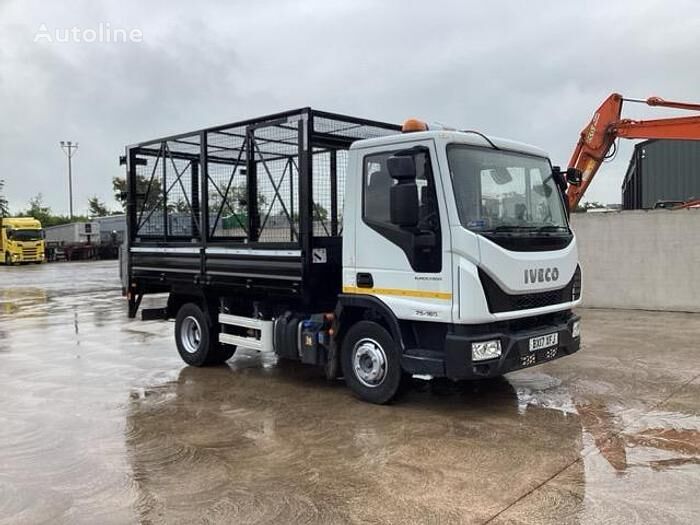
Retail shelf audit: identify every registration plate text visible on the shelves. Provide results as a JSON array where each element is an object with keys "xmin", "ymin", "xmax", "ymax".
[{"xmin": 529, "ymin": 332, "xmax": 558, "ymax": 352}]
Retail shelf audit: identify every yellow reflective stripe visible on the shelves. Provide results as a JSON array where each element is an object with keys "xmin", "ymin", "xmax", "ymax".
[{"xmin": 342, "ymin": 286, "xmax": 452, "ymax": 300}]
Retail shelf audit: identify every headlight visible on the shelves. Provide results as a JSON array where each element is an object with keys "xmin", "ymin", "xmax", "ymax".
[
  {"xmin": 572, "ymin": 320, "xmax": 581, "ymax": 339},
  {"xmin": 471, "ymin": 339, "xmax": 502, "ymax": 362}
]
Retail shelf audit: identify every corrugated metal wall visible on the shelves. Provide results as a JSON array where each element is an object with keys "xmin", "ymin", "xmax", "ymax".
[{"xmin": 622, "ymin": 140, "xmax": 700, "ymax": 209}]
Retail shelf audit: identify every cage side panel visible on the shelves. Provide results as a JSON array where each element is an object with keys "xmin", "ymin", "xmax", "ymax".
[
  {"xmin": 202, "ymin": 125, "xmax": 247, "ymax": 239},
  {"xmin": 312, "ymin": 149, "xmax": 332, "ymax": 237},
  {"xmin": 162, "ymin": 140, "xmax": 198, "ymax": 239},
  {"xmin": 129, "ymin": 135, "xmax": 202, "ymax": 241},
  {"xmin": 252, "ymin": 121, "xmax": 302, "ymax": 243}
]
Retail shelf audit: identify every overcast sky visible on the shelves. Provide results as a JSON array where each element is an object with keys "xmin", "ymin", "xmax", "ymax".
[{"xmin": 1, "ymin": 0, "xmax": 699, "ymax": 215}]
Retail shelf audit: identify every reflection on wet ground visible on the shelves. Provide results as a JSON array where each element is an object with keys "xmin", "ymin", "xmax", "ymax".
[{"xmin": 1, "ymin": 261, "xmax": 699, "ymax": 524}]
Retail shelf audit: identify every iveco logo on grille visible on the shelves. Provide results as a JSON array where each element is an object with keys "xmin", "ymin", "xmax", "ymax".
[{"xmin": 524, "ymin": 267, "xmax": 559, "ymax": 284}]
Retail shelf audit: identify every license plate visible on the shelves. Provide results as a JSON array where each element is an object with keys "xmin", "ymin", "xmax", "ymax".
[{"xmin": 529, "ymin": 332, "xmax": 558, "ymax": 352}]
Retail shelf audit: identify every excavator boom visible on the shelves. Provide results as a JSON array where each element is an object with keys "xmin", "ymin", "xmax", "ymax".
[{"xmin": 566, "ymin": 93, "xmax": 700, "ymax": 210}]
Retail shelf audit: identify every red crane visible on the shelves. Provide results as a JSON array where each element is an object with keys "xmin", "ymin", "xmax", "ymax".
[{"xmin": 566, "ymin": 93, "xmax": 700, "ymax": 209}]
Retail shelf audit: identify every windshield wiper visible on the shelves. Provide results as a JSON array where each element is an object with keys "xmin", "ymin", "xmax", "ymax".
[
  {"xmin": 484, "ymin": 225, "xmax": 569, "ymax": 235},
  {"xmin": 536, "ymin": 225, "xmax": 569, "ymax": 233},
  {"xmin": 488, "ymin": 225, "xmax": 537, "ymax": 233},
  {"xmin": 494, "ymin": 225, "xmax": 537, "ymax": 231}
]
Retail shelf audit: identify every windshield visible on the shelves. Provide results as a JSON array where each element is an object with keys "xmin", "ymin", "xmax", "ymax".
[
  {"xmin": 9, "ymin": 229, "xmax": 43, "ymax": 241},
  {"xmin": 447, "ymin": 145, "xmax": 568, "ymax": 233}
]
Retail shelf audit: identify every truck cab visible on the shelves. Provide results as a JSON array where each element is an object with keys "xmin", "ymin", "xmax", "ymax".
[
  {"xmin": 1, "ymin": 217, "xmax": 46, "ymax": 265},
  {"xmin": 123, "ymin": 108, "xmax": 581, "ymax": 404},
  {"xmin": 340, "ymin": 127, "xmax": 581, "ymax": 392}
]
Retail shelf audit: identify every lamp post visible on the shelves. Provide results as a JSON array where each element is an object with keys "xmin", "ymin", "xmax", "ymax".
[{"xmin": 60, "ymin": 141, "xmax": 79, "ymax": 219}]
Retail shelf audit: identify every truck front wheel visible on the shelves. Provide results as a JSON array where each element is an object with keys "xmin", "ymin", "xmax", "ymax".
[
  {"xmin": 174, "ymin": 302, "xmax": 235, "ymax": 366},
  {"xmin": 341, "ymin": 321, "xmax": 402, "ymax": 404}
]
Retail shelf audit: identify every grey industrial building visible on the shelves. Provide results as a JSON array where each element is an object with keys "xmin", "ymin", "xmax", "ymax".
[{"xmin": 622, "ymin": 139, "xmax": 700, "ymax": 209}]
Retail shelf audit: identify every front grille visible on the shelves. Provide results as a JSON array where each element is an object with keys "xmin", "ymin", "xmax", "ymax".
[
  {"xmin": 479, "ymin": 266, "xmax": 581, "ymax": 314},
  {"xmin": 511, "ymin": 289, "xmax": 563, "ymax": 310}
]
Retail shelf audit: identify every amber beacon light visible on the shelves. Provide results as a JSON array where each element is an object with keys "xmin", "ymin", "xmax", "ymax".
[{"xmin": 401, "ymin": 118, "xmax": 428, "ymax": 132}]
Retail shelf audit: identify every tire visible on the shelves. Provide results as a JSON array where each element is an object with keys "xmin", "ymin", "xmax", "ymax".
[
  {"xmin": 174, "ymin": 302, "xmax": 235, "ymax": 366},
  {"xmin": 341, "ymin": 320, "xmax": 403, "ymax": 404},
  {"xmin": 5, "ymin": 252, "xmax": 12, "ymax": 266}
]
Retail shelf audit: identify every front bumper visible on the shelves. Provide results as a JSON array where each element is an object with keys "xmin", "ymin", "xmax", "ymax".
[
  {"xmin": 401, "ymin": 312, "xmax": 581, "ymax": 380},
  {"xmin": 17, "ymin": 254, "xmax": 44, "ymax": 263}
]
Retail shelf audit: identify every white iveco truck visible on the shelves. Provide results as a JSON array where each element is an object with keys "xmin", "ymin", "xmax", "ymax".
[{"xmin": 123, "ymin": 108, "xmax": 582, "ymax": 404}]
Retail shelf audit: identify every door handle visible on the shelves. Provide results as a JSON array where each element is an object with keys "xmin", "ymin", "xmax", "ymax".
[{"xmin": 356, "ymin": 273, "xmax": 374, "ymax": 288}]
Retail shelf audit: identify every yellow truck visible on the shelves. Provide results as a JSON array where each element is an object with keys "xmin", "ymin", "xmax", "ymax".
[{"xmin": 1, "ymin": 217, "xmax": 45, "ymax": 265}]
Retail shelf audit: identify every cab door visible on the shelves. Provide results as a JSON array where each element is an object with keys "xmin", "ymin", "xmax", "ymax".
[{"xmin": 349, "ymin": 139, "xmax": 452, "ymax": 323}]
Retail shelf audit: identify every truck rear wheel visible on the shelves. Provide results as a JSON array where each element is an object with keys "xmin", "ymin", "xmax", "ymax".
[
  {"xmin": 175, "ymin": 302, "xmax": 235, "ymax": 366},
  {"xmin": 341, "ymin": 321, "xmax": 402, "ymax": 404}
]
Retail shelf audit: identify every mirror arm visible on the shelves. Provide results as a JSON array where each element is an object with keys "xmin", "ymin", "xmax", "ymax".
[{"xmin": 414, "ymin": 229, "xmax": 437, "ymax": 249}]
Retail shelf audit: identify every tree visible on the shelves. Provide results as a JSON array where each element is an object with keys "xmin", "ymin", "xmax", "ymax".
[
  {"xmin": 313, "ymin": 203, "xmax": 328, "ymax": 222},
  {"xmin": 16, "ymin": 193, "xmax": 81, "ymax": 227},
  {"xmin": 210, "ymin": 184, "xmax": 268, "ymax": 216},
  {"xmin": 88, "ymin": 196, "xmax": 110, "ymax": 217},
  {"xmin": 26, "ymin": 193, "xmax": 52, "ymax": 225},
  {"xmin": 113, "ymin": 175, "xmax": 163, "ymax": 211},
  {"xmin": 168, "ymin": 198, "xmax": 190, "ymax": 214},
  {"xmin": 0, "ymin": 179, "xmax": 8, "ymax": 217}
]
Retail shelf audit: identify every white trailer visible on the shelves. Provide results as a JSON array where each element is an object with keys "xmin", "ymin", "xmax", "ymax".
[{"xmin": 45, "ymin": 222, "xmax": 101, "ymax": 261}]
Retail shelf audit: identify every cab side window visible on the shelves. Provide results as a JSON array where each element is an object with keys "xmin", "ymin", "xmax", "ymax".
[
  {"xmin": 362, "ymin": 149, "xmax": 441, "ymax": 272},
  {"xmin": 364, "ymin": 156, "xmax": 394, "ymax": 224}
]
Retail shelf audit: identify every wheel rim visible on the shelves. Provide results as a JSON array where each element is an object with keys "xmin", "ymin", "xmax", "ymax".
[
  {"xmin": 352, "ymin": 338, "xmax": 388, "ymax": 388},
  {"xmin": 180, "ymin": 316, "xmax": 202, "ymax": 354}
]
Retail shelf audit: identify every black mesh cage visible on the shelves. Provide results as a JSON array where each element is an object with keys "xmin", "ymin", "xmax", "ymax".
[{"xmin": 126, "ymin": 109, "xmax": 399, "ymax": 246}]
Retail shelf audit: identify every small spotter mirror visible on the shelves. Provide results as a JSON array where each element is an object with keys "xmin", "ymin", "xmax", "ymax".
[
  {"xmin": 490, "ymin": 167, "xmax": 513, "ymax": 185},
  {"xmin": 387, "ymin": 156, "xmax": 416, "ymax": 180}
]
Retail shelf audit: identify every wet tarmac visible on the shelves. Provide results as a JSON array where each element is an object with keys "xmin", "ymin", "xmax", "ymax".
[{"xmin": 1, "ymin": 260, "xmax": 699, "ymax": 524}]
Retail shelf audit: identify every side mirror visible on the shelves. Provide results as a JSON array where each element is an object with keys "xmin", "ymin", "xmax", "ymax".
[
  {"xmin": 566, "ymin": 168, "xmax": 582, "ymax": 186},
  {"xmin": 390, "ymin": 182, "xmax": 419, "ymax": 227},
  {"xmin": 387, "ymin": 155, "xmax": 419, "ymax": 227}
]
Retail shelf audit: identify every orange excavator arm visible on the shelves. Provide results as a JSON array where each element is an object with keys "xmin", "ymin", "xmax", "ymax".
[{"xmin": 566, "ymin": 93, "xmax": 700, "ymax": 210}]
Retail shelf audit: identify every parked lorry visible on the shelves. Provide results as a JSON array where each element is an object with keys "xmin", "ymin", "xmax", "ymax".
[
  {"xmin": 94, "ymin": 214, "xmax": 126, "ymax": 259},
  {"xmin": 121, "ymin": 108, "xmax": 582, "ymax": 403},
  {"xmin": 1, "ymin": 217, "xmax": 45, "ymax": 265},
  {"xmin": 45, "ymin": 221, "xmax": 100, "ymax": 261}
]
